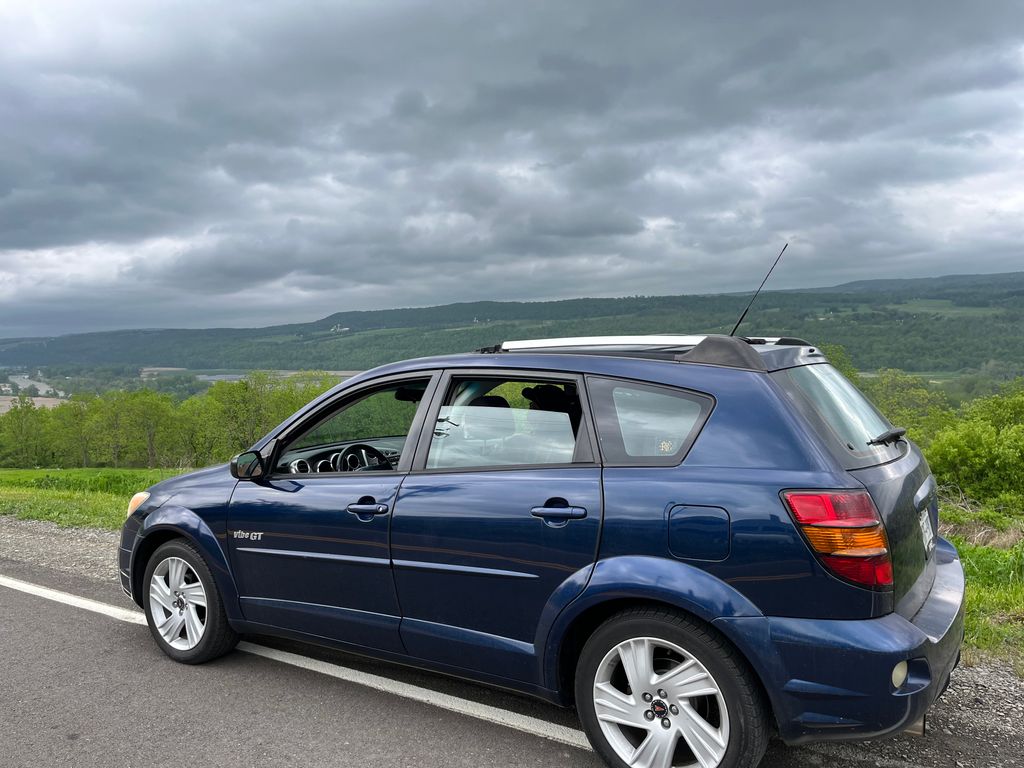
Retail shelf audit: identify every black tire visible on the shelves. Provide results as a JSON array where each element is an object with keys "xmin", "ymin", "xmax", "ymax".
[
  {"xmin": 142, "ymin": 539, "xmax": 239, "ymax": 664},
  {"xmin": 574, "ymin": 607, "xmax": 768, "ymax": 768}
]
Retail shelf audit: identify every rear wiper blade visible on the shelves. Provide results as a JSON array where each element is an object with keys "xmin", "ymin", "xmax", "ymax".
[{"xmin": 867, "ymin": 427, "xmax": 907, "ymax": 446}]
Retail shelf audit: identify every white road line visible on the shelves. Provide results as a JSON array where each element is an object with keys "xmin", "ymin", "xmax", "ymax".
[
  {"xmin": 238, "ymin": 642, "xmax": 590, "ymax": 749},
  {"xmin": 0, "ymin": 573, "xmax": 591, "ymax": 752},
  {"xmin": 0, "ymin": 574, "xmax": 148, "ymax": 625}
]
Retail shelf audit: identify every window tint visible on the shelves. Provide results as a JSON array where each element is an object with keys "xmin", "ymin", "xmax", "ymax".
[
  {"xmin": 279, "ymin": 379, "xmax": 430, "ymax": 473},
  {"xmin": 773, "ymin": 364, "xmax": 900, "ymax": 468},
  {"xmin": 588, "ymin": 377, "xmax": 711, "ymax": 465},
  {"xmin": 426, "ymin": 378, "xmax": 589, "ymax": 469}
]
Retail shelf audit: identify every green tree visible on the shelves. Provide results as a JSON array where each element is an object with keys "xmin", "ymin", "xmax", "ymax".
[
  {"xmin": 47, "ymin": 396, "xmax": 98, "ymax": 467},
  {"xmin": 860, "ymin": 369, "xmax": 954, "ymax": 447},
  {"xmin": 91, "ymin": 391, "xmax": 136, "ymax": 468},
  {"xmin": 174, "ymin": 395, "xmax": 229, "ymax": 468},
  {"xmin": 123, "ymin": 390, "xmax": 175, "ymax": 467},
  {"xmin": 0, "ymin": 395, "xmax": 45, "ymax": 466}
]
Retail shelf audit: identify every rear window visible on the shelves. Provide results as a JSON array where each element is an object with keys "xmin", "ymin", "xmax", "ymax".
[{"xmin": 773, "ymin": 364, "xmax": 902, "ymax": 468}]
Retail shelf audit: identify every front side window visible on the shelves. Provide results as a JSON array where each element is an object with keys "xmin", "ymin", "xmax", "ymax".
[
  {"xmin": 277, "ymin": 378, "xmax": 430, "ymax": 474},
  {"xmin": 426, "ymin": 377, "xmax": 591, "ymax": 469},
  {"xmin": 587, "ymin": 377, "xmax": 712, "ymax": 466}
]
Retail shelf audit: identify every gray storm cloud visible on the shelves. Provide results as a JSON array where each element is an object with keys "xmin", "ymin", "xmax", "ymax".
[{"xmin": 1, "ymin": 0, "xmax": 1023, "ymax": 337}]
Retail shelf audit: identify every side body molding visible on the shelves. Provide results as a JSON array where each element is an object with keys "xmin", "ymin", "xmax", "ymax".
[
  {"xmin": 536, "ymin": 555, "xmax": 765, "ymax": 696},
  {"xmin": 131, "ymin": 504, "xmax": 242, "ymax": 622}
]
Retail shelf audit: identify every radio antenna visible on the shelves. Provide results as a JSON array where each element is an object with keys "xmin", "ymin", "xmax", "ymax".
[{"xmin": 729, "ymin": 242, "xmax": 788, "ymax": 337}]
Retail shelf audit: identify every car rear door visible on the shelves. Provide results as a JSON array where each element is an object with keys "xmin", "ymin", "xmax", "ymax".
[{"xmin": 389, "ymin": 369, "xmax": 602, "ymax": 683}]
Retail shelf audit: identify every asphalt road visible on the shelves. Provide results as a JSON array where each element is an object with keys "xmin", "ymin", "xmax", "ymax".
[{"xmin": 0, "ymin": 522, "xmax": 1020, "ymax": 768}]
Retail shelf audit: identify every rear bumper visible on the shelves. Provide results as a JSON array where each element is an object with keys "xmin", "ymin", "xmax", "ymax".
[{"xmin": 717, "ymin": 537, "xmax": 964, "ymax": 744}]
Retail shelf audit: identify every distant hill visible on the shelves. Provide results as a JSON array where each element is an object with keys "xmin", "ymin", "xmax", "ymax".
[
  {"xmin": 2, "ymin": 271, "xmax": 1023, "ymax": 374},
  {"xmin": 803, "ymin": 271, "xmax": 1024, "ymax": 295}
]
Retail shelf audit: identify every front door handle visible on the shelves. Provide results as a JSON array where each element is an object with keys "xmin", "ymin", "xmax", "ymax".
[
  {"xmin": 531, "ymin": 504, "xmax": 587, "ymax": 524},
  {"xmin": 347, "ymin": 502, "xmax": 389, "ymax": 521}
]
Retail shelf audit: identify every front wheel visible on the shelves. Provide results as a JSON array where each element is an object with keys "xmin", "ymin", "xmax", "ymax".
[
  {"xmin": 575, "ymin": 608, "xmax": 768, "ymax": 768},
  {"xmin": 142, "ymin": 539, "xmax": 238, "ymax": 664}
]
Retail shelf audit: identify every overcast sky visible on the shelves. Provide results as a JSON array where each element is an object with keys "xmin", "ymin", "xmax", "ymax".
[{"xmin": 2, "ymin": 1, "xmax": 1023, "ymax": 337}]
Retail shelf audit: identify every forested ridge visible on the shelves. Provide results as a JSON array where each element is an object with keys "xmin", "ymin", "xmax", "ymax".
[{"xmin": 3, "ymin": 271, "xmax": 1024, "ymax": 374}]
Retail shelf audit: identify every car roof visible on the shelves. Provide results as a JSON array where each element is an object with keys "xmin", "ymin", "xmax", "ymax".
[{"xmin": 349, "ymin": 334, "xmax": 828, "ymax": 383}]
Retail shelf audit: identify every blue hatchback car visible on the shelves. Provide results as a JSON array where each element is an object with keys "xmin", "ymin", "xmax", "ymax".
[{"xmin": 120, "ymin": 334, "xmax": 964, "ymax": 768}]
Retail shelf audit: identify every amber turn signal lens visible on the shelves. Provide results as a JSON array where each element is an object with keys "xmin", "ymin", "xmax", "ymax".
[
  {"xmin": 801, "ymin": 524, "xmax": 889, "ymax": 556},
  {"xmin": 127, "ymin": 491, "xmax": 150, "ymax": 519}
]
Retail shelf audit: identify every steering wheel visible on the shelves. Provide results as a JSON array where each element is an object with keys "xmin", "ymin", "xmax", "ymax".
[{"xmin": 335, "ymin": 443, "xmax": 392, "ymax": 472}]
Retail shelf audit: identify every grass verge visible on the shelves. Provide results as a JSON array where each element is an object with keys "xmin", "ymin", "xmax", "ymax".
[
  {"xmin": 0, "ymin": 468, "xmax": 181, "ymax": 530},
  {"xmin": 0, "ymin": 487, "xmax": 130, "ymax": 530},
  {"xmin": 951, "ymin": 537, "xmax": 1024, "ymax": 675}
]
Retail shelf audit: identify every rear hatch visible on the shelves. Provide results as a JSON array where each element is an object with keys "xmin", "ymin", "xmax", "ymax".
[{"xmin": 772, "ymin": 363, "xmax": 937, "ymax": 609}]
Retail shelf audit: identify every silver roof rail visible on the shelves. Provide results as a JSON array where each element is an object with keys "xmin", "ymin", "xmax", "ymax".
[
  {"xmin": 499, "ymin": 335, "xmax": 709, "ymax": 351},
  {"xmin": 475, "ymin": 334, "xmax": 813, "ymax": 371}
]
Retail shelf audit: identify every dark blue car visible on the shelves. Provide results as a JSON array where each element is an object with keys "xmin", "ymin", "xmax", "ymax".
[{"xmin": 120, "ymin": 335, "xmax": 964, "ymax": 768}]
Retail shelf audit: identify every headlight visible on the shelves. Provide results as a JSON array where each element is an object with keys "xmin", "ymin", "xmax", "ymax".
[{"xmin": 127, "ymin": 492, "xmax": 151, "ymax": 518}]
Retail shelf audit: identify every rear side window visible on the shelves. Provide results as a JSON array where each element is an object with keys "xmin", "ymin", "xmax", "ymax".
[
  {"xmin": 425, "ymin": 377, "xmax": 592, "ymax": 469},
  {"xmin": 773, "ymin": 364, "xmax": 901, "ymax": 468},
  {"xmin": 587, "ymin": 377, "xmax": 712, "ymax": 466}
]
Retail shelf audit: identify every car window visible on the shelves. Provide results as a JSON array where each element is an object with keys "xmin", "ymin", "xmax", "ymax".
[
  {"xmin": 278, "ymin": 379, "xmax": 430, "ymax": 473},
  {"xmin": 587, "ymin": 377, "xmax": 712, "ymax": 466},
  {"xmin": 426, "ymin": 377, "xmax": 591, "ymax": 469},
  {"xmin": 772, "ymin": 363, "xmax": 901, "ymax": 468}
]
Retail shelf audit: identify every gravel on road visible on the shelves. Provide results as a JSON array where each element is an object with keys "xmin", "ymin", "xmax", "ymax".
[{"xmin": 0, "ymin": 515, "xmax": 120, "ymax": 582}]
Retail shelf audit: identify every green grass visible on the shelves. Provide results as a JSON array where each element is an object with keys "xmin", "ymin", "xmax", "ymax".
[
  {"xmin": 952, "ymin": 538, "xmax": 1024, "ymax": 672},
  {"xmin": 0, "ymin": 468, "xmax": 180, "ymax": 530},
  {"xmin": 0, "ymin": 468, "xmax": 178, "ymax": 495},
  {"xmin": 0, "ymin": 487, "xmax": 130, "ymax": 529}
]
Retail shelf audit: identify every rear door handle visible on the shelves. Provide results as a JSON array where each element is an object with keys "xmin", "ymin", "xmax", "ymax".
[
  {"xmin": 347, "ymin": 502, "xmax": 389, "ymax": 521},
  {"xmin": 530, "ymin": 505, "xmax": 587, "ymax": 521}
]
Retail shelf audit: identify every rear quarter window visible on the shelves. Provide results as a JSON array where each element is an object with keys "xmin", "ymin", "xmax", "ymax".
[
  {"xmin": 772, "ymin": 363, "xmax": 902, "ymax": 468},
  {"xmin": 587, "ymin": 377, "xmax": 712, "ymax": 466}
]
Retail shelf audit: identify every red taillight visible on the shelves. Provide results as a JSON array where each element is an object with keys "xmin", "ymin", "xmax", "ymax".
[
  {"xmin": 820, "ymin": 554, "xmax": 893, "ymax": 587},
  {"xmin": 783, "ymin": 490, "xmax": 893, "ymax": 590},
  {"xmin": 785, "ymin": 491, "xmax": 879, "ymax": 527}
]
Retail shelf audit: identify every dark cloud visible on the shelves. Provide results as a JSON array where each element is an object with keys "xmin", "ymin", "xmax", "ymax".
[{"xmin": 1, "ymin": 0, "xmax": 1023, "ymax": 337}]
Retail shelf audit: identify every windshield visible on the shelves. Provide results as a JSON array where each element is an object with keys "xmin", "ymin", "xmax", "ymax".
[{"xmin": 773, "ymin": 364, "xmax": 902, "ymax": 468}]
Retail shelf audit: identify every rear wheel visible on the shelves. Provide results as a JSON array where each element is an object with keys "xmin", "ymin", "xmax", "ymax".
[
  {"xmin": 575, "ymin": 608, "xmax": 767, "ymax": 768},
  {"xmin": 143, "ymin": 539, "xmax": 238, "ymax": 664}
]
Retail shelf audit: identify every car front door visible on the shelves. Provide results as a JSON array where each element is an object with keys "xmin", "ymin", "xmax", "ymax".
[
  {"xmin": 390, "ymin": 370, "xmax": 602, "ymax": 682},
  {"xmin": 227, "ymin": 372, "xmax": 437, "ymax": 652}
]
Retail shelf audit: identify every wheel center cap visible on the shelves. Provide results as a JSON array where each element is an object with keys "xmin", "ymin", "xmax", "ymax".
[{"xmin": 650, "ymin": 700, "xmax": 668, "ymax": 718}]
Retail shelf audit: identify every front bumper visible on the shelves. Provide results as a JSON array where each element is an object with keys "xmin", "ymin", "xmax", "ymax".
[
  {"xmin": 118, "ymin": 515, "xmax": 140, "ymax": 602},
  {"xmin": 717, "ymin": 537, "xmax": 964, "ymax": 744}
]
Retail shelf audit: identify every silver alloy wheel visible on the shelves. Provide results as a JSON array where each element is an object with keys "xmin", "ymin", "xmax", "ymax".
[
  {"xmin": 148, "ymin": 556, "xmax": 208, "ymax": 651},
  {"xmin": 592, "ymin": 636, "xmax": 730, "ymax": 768}
]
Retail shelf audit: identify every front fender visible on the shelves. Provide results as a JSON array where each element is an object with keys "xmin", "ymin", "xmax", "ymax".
[
  {"xmin": 132, "ymin": 505, "xmax": 242, "ymax": 622},
  {"xmin": 537, "ymin": 555, "xmax": 765, "ymax": 694}
]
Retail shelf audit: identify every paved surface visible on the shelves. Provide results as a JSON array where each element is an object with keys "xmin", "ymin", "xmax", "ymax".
[{"xmin": 1, "ymin": 515, "xmax": 1020, "ymax": 767}]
